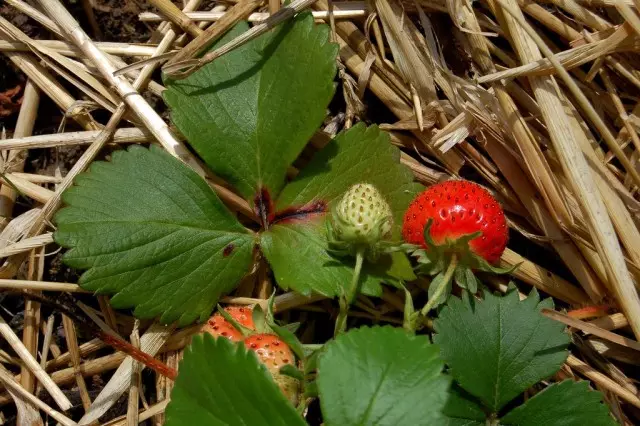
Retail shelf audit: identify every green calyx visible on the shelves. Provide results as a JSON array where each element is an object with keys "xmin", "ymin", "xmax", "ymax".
[
  {"xmin": 407, "ymin": 219, "xmax": 516, "ymax": 280},
  {"xmin": 403, "ymin": 220, "xmax": 519, "ymax": 329}
]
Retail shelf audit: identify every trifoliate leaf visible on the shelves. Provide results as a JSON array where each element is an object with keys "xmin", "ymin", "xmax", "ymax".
[
  {"xmin": 433, "ymin": 289, "xmax": 570, "ymax": 412},
  {"xmin": 501, "ymin": 380, "xmax": 616, "ymax": 426},
  {"xmin": 262, "ymin": 124, "xmax": 420, "ymax": 297},
  {"xmin": 164, "ymin": 14, "xmax": 337, "ymax": 202},
  {"xmin": 317, "ymin": 326, "xmax": 450, "ymax": 426},
  {"xmin": 165, "ymin": 335, "xmax": 305, "ymax": 426},
  {"xmin": 54, "ymin": 146, "xmax": 254, "ymax": 325},
  {"xmin": 443, "ymin": 385, "xmax": 486, "ymax": 426}
]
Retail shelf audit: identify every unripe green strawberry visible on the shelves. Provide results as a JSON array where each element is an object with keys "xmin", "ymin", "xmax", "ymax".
[{"xmin": 332, "ymin": 183, "xmax": 393, "ymax": 246}]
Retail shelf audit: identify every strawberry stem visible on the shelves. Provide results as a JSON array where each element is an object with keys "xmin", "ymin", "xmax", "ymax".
[
  {"xmin": 420, "ymin": 253, "xmax": 458, "ymax": 316},
  {"xmin": 335, "ymin": 247, "xmax": 365, "ymax": 336}
]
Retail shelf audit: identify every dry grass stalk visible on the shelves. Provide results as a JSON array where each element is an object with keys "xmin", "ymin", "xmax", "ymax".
[
  {"xmin": 0, "ymin": 279, "xmax": 84, "ymax": 292},
  {"xmin": 6, "ymin": 375, "xmax": 44, "ymax": 426},
  {"xmin": 587, "ymin": 313, "xmax": 630, "ymax": 331},
  {"xmin": 40, "ymin": 318, "xmax": 61, "ymax": 360},
  {"xmin": 62, "ymin": 315, "xmax": 93, "ymax": 411},
  {"xmin": 560, "ymin": 92, "xmax": 640, "ymax": 289},
  {"xmin": 46, "ymin": 338, "xmax": 106, "ymax": 371},
  {"xmin": 501, "ymin": 248, "xmax": 589, "ymax": 304},
  {"xmin": 543, "ymin": 309, "xmax": 640, "ymax": 351},
  {"xmin": 163, "ymin": 0, "xmax": 264, "ymax": 78},
  {"xmin": 588, "ymin": 337, "xmax": 639, "ymax": 365},
  {"xmin": 37, "ymin": 0, "xmax": 204, "ymax": 173},
  {"xmin": 38, "ymin": 315, "xmax": 56, "ymax": 396},
  {"xmin": 478, "ymin": 24, "xmax": 634, "ymax": 83},
  {"xmin": 10, "ymin": 173, "xmax": 62, "ymax": 184},
  {"xmin": 574, "ymin": 336, "xmax": 638, "ymax": 394},
  {"xmin": 0, "ymin": 233, "xmax": 53, "ymax": 259},
  {"xmin": 567, "ymin": 355, "xmax": 640, "ymax": 408},
  {"xmin": 147, "ymin": 0, "xmax": 202, "ymax": 36},
  {"xmin": 97, "ymin": 296, "xmax": 120, "ymax": 335},
  {"xmin": 127, "ymin": 321, "xmax": 141, "ymax": 426},
  {"xmin": 103, "ymin": 399, "xmax": 170, "ymax": 426},
  {"xmin": 329, "ymin": 26, "xmax": 465, "ymax": 171},
  {"xmin": 490, "ymin": 0, "xmax": 640, "ymax": 339},
  {"xmin": 4, "ymin": 0, "xmax": 65, "ymax": 38},
  {"xmin": 0, "ymin": 173, "xmax": 53, "ymax": 203},
  {"xmin": 0, "ymin": 312, "xmax": 72, "ymax": 410},
  {"xmin": 18, "ymin": 249, "xmax": 42, "ymax": 403},
  {"xmin": 372, "ymin": 0, "xmax": 438, "ymax": 106},
  {"xmin": 140, "ymin": 4, "xmax": 367, "ymax": 22},
  {"xmin": 0, "ymin": 127, "xmax": 147, "ymax": 151},
  {"xmin": 0, "ymin": 80, "xmax": 37, "ymax": 229},
  {"xmin": 78, "ymin": 323, "xmax": 175, "ymax": 425},
  {"xmin": 0, "ymin": 366, "xmax": 75, "ymax": 426},
  {"xmin": 0, "ymin": 40, "xmax": 161, "ymax": 57},
  {"xmin": 0, "ymin": 50, "xmax": 98, "ymax": 130},
  {"xmin": 0, "ymin": 16, "xmax": 124, "ymax": 114}
]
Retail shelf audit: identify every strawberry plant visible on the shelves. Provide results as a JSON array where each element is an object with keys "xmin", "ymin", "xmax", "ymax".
[
  {"xmin": 53, "ymin": 13, "xmax": 419, "ymax": 326},
  {"xmin": 49, "ymin": 9, "xmax": 618, "ymax": 426}
]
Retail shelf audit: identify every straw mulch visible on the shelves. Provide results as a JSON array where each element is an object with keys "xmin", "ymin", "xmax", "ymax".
[{"xmin": 1, "ymin": 0, "xmax": 640, "ymax": 423}]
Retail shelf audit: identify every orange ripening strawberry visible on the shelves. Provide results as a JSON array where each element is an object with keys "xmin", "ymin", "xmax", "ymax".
[
  {"xmin": 200, "ymin": 306, "xmax": 254, "ymax": 342},
  {"xmin": 403, "ymin": 180, "xmax": 508, "ymax": 264},
  {"xmin": 245, "ymin": 334, "xmax": 300, "ymax": 405}
]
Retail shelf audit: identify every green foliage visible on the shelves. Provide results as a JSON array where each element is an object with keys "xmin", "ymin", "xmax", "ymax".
[
  {"xmin": 261, "ymin": 220, "xmax": 413, "ymax": 298},
  {"xmin": 55, "ymin": 16, "xmax": 419, "ymax": 323},
  {"xmin": 442, "ymin": 385, "xmax": 486, "ymax": 426},
  {"xmin": 163, "ymin": 14, "xmax": 337, "ymax": 202},
  {"xmin": 274, "ymin": 124, "xmax": 422, "ymax": 230},
  {"xmin": 501, "ymin": 380, "xmax": 616, "ymax": 426},
  {"xmin": 434, "ymin": 288, "xmax": 570, "ymax": 412},
  {"xmin": 262, "ymin": 124, "xmax": 419, "ymax": 298},
  {"xmin": 54, "ymin": 146, "xmax": 254, "ymax": 325},
  {"xmin": 317, "ymin": 326, "xmax": 450, "ymax": 426},
  {"xmin": 435, "ymin": 288, "xmax": 614, "ymax": 425},
  {"xmin": 165, "ymin": 335, "xmax": 305, "ymax": 426}
]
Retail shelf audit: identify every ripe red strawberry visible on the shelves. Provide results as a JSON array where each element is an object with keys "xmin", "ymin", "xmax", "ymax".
[
  {"xmin": 200, "ymin": 306, "xmax": 254, "ymax": 342},
  {"xmin": 245, "ymin": 334, "xmax": 299, "ymax": 405},
  {"xmin": 402, "ymin": 180, "xmax": 508, "ymax": 264},
  {"xmin": 400, "ymin": 180, "xmax": 514, "ymax": 322}
]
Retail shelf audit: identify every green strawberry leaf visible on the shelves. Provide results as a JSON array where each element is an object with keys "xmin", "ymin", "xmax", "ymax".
[
  {"xmin": 163, "ymin": 14, "xmax": 337, "ymax": 202},
  {"xmin": 54, "ymin": 146, "xmax": 255, "ymax": 325},
  {"xmin": 501, "ymin": 380, "xmax": 616, "ymax": 425},
  {"xmin": 274, "ymin": 124, "xmax": 422, "ymax": 229},
  {"xmin": 317, "ymin": 326, "xmax": 450, "ymax": 426},
  {"xmin": 433, "ymin": 288, "xmax": 570, "ymax": 413},
  {"xmin": 165, "ymin": 334, "xmax": 305, "ymax": 426},
  {"xmin": 262, "ymin": 124, "xmax": 421, "ymax": 298},
  {"xmin": 443, "ymin": 385, "xmax": 487, "ymax": 426}
]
